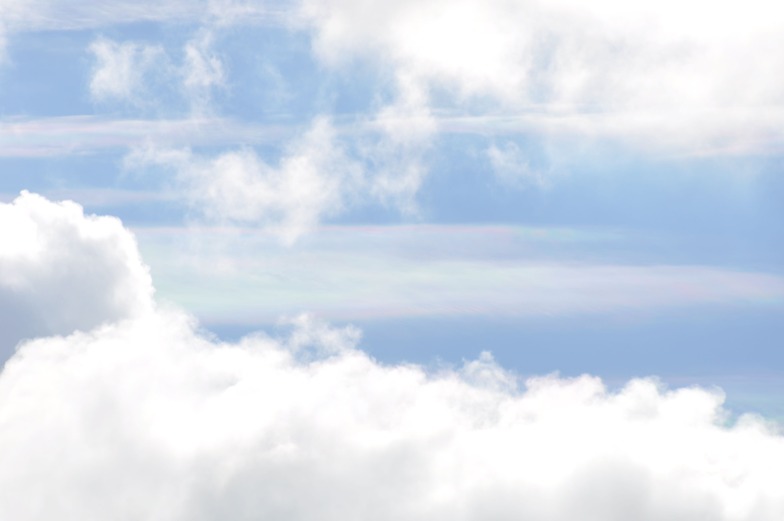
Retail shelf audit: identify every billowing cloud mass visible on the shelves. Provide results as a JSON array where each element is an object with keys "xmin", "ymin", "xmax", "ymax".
[
  {"xmin": 2, "ymin": 194, "xmax": 784, "ymax": 520},
  {"xmin": 0, "ymin": 192, "xmax": 153, "ymax": 355}
]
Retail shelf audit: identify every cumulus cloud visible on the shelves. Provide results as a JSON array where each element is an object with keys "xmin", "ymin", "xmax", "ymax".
[
  {"xmin": 0, "ymin": 115, "xmax": 295, "ymax": 158},
  {"xmin": 298, "ymin": 0, "xmax": 784, "ymax": 154},
  {"xmin": 0, "ymin": 22, "xmax": 7, "ymax": 64},
  {"xmin": 2, "ymin": 193, "xmax": 784, "ymax": 520},
  {"xmin": 2, "ymin": 299, "xmax": 784, "ymax": 520},
  {"xmin": 0, "ymin": 191, "xmax": 153, "ymax": 356},
  {"xmin": 127, "ymin": 118, "xmax": 364, "ymax": 243},
  {"xmin": 3, "ymin": 1, "xmax": 201, "ymax": 30}
]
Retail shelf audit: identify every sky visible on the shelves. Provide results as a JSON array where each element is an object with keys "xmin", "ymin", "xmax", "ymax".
[{"xmin": 1, "ymin": 0, "xmax": 784, "ymax": 519}]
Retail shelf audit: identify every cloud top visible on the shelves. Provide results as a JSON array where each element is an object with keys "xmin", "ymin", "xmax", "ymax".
[{"xmin": 3, "ymin": 305, "xmax": 784, "ymax": 521}]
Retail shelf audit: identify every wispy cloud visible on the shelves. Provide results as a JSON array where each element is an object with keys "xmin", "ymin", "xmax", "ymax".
[
  {"xmin": 133, "ymin": 224, "xmax": 784, "ymax": 323},
  {"xmin": 486, "ymin": 141, "xmax": 546, "ymax": 188},
  {"xmin": 87, "ymin": 30, "xmax": 227, "ymax": 115},
  {"xmin": 88, "ymin": 38, "xmax": 168, "ymax": 107},
  {"xmin": 0, "ymin": 115, "xmax": 293, "ymax": 157},
  {"xmin": 438, "ymin": 109, "xmax": 784, "ymax": 157},
  {"xmin": 2, "ymin": 0, "xmax": 287, "ymax": 32},
  {"xmin": 126, "ymin": 118, "xmax": 365, "ymax": 243},
  {"xmin": 6, "ymin": 109, "xmax": 784, "ymax": 160},
  {"xmin": 180, "ymin": 29, "xmax": 227, "ymax": 114}
]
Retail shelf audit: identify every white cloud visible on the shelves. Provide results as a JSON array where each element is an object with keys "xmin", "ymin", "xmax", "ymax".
[
  {"xmin": 363, "ymin": 78, "xmax": 437, "ymax": 212},
  {"xmin": 88, "ymin": 37, "xmax": 167, "ymax": 106},
  {"xmin": 127, "ymin": 118, "xmax": 364, "ymax": 243},
  {"xmin": 0, "ymin": 191, "xmax": 153, "ymax": 355},
  {"xmin": 2, "ymin": 301, "xmax": 784, "ymax": 519},
  {"xmin": 2, "ymin": 193, "xmax": 784, "ymax": 520},
  {"xmin": 298, "ymin": 0, "xmax": 784, "ymax": 154}
]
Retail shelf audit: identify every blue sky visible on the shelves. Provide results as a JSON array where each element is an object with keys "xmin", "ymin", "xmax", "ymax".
[{"xmin": 2, "ymin": 2, "xmax": 784, "ymax": 518}]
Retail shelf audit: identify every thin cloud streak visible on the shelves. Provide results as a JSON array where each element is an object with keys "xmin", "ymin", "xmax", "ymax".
[
  {"xmin": 0, "ymin": 116, "xmax": 294, "ymax": 157},
  {"xmin": 5, "ymin": 308, "xmax": 784, "ymax": 521},
  {"xmin": 436, "ymin": 109, "xmax": 784, "ymax": 157},
  {"xmin": 6, "ymin": 109, "xmax": 784, "ymax": 160},
  {"xmin": 134, "ymin": 225, "xmax": 784, "ymax": 324},
  {"xmin": 2, "ymin": 0, "xmax": 289, "ymax": 32}
]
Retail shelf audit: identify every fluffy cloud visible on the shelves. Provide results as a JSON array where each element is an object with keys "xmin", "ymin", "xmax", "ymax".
[
  {"xmin": 298, "ymin": 0, "xmax": 784, "ymax": 154},
  {"xmin": 127, "ymin": 118, "xmax": 363, "ymax": 243},
  {"xmin": 2, "ymin": 194, "xmax": 784, "ymax": 520},
  {"xmin": 0, "ymin": 191, "xmax": 153, "ymax": 356}
]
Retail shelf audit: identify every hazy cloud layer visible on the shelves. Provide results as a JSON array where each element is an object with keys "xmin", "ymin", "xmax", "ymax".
[{"xmin": 134, "ymin": 225, "xmax": 784, "ymax": 323}]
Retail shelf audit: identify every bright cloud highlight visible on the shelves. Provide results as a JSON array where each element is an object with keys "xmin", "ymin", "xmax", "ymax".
[{"xmin": 0, "ymin": 192, "xmax": 153, "ymax": 355}]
